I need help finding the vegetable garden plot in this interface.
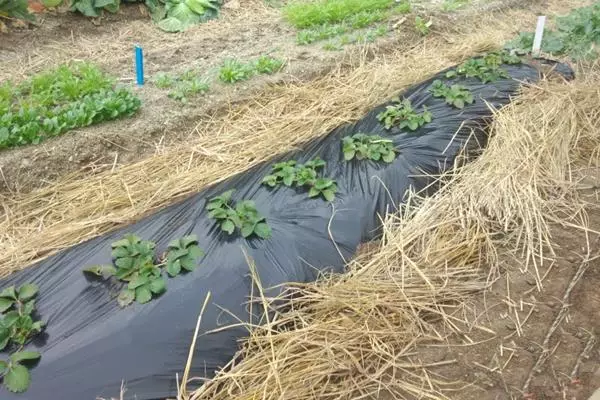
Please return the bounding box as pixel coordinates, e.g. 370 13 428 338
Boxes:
0 56 573 399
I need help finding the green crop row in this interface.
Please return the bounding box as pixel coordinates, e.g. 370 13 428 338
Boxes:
0 63 141 150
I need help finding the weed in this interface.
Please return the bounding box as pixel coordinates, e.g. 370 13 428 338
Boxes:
82 234 204 307
283 0 394 29
414 16 432 36
254 56 284 74
219 60 254 84
0 284 44 393
323 42 343 51
377 98 432 131
168 78 209 103
207 190 272 239
429 80 474 109
342 133 396 163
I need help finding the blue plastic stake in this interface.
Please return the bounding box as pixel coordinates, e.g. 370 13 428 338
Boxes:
135 45 144 86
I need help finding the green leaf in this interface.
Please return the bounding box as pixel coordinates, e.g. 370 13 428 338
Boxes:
31 321 44 333
149 278 166 295
111 237 133 248
3 311 20 327
221 220 235 235
179 255 197 272
188 245 204 260
180 234 198 249
10 351 41 363
308 186 320 198
22 300 35 316
282 174 295 186
117 289 135 308
0 360 7 374
254 223 272 239
157 16 186 32
322 189 336 202
135 286 152 304
0 297 14 313
4 364 30 393
343 149 355 161
167 259 182 277
241 223 254 238
453 98 465 109
128 275 150 290
0 286 17 300
0 329 10 350
17 284 38 302
185 0 205 14
115 257 134 270
111 247 130 259
445 70 457 78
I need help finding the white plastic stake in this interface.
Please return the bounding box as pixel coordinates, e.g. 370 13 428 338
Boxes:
532 16 546 57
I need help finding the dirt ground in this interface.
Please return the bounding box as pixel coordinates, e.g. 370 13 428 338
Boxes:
405 171 600 400
0 0 534 194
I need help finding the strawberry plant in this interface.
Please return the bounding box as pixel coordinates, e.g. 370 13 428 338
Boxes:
444 51 521 83
377 98 432 131
342 133 396 163
0 284 44 393
165 236 205 277
261 157 336 201
83 234 204 307
429 80 474 109
308 178 337 202
207 190 272 239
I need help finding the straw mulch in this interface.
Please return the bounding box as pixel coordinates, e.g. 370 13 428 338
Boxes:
184 68 600 400
0 4 576 277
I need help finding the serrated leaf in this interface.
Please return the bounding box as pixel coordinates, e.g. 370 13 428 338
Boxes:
180 255 197 272
241 223 254 238
0 330 10 351
149 278 166 295
115 257 134 270
111 238 131 248
4 364 30 393
0 286 17 300
188 245 204 260
31 321 44 333
454 98 465 109
180 235 198 248
17 284 38 302
166 259 182 277
322 190 336 202
308 186 320 198
117 289 135 308
221 220 235 235
0 297 14 313
343 150 355 161
135 286 152 304
3 311 20 327
10 351 41 363
22 300 35 316
254 223 272 239
128 275 150 290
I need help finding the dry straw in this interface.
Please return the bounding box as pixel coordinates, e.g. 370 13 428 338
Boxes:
0 4 569 277
184 67 600 400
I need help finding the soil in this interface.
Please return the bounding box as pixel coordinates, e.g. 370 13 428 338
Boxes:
405 172 600 400
0 0 534 194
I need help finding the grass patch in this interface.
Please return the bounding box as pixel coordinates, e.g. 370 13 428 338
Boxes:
322 24 389 50
0 63 140 150
505 1 600 60
296 2 408 45
283 0 395 29
219 56 284 84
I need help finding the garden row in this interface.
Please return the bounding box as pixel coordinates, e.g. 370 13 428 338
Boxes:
0 54 284 150
0 49 523 394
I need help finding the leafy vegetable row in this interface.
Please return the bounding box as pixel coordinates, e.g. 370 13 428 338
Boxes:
0 63 141 150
